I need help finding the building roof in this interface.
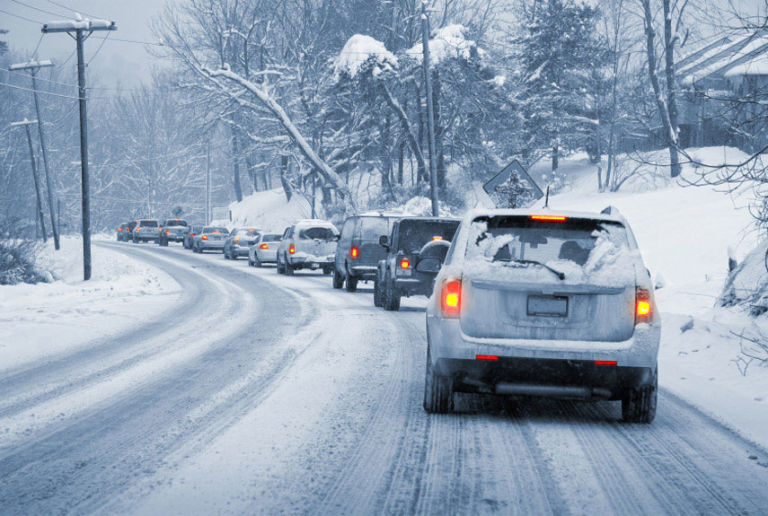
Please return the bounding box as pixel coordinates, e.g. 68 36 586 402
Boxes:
679 30 768 86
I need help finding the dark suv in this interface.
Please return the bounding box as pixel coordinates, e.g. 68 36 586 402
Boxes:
375 217 460 310
333 214 399 292
131 219 160 243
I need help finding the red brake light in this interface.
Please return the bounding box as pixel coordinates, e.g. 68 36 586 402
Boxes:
476 355 498 361
260 243 269 249
595 360 617 366
165 229 170 235
201 234 208 241
234 236 240 243
135 227 140 232
289 243 295 254
157 227 162 233
635 288 652 324
441 279 462 317
350 246 359 259
400 257 410 269
530 215 567 222
118 227 123 232
432 235 443 241
190 233 196 237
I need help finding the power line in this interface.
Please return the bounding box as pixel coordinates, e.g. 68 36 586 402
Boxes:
0 80 82 99
87 31 110 65
44 0 101 19
0 7 45 24
8 0 68 19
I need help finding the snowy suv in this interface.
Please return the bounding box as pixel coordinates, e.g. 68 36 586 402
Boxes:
277 220 339 275
423 208 660 423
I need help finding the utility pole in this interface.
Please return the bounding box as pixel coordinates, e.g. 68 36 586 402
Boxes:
421 1 440 217
205 141 211 224
42 18 117 281
10 59 60 250
11 119 47 242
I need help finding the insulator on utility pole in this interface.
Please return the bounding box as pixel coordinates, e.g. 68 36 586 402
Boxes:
10 59 60 250
42 18 117 281
421 1 440 217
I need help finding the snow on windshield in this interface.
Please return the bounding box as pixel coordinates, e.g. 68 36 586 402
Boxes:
463 217 638 286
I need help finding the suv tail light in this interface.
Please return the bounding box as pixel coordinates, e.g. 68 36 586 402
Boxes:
234 237 240 243
635 287 652 324
189 233 196 237
530 215 567 222
165 229 170 235
400 257 410 269
440 278 462 318
350 246 359 259
157 227 162 233
118 227 123 232
135 227 140 232
289 243 295 254
260 243 269 249
201 234 208 241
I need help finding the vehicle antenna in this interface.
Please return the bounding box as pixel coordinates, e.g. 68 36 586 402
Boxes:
544 185 550 208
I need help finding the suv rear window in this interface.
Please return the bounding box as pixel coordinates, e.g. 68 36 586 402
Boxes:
140 220 158 227
397 220 460 253
203 227 228 233
359 217 392 241
263 234 282 241
299 227 337 240
165 219 187 227
467 216 629 266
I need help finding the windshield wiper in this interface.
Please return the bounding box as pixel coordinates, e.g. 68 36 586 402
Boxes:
505 259 566 280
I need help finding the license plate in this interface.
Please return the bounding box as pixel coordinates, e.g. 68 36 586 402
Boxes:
527 295 568 317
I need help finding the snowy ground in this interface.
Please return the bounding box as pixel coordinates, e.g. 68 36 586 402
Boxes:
0 235 181 372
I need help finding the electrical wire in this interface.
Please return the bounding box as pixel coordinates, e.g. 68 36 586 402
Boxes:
8 0 69 19
87 30 109 65
44 0 101 19
0 7 45 24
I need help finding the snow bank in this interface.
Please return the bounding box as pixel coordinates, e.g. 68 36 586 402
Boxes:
0 237 180 372
228 188 311 233
720 240 768 315
335 34 398 78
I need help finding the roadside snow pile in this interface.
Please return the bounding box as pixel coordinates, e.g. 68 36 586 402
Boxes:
229 188 310 232
335 34 398 78
0 236 180 372
720 240 768 315
400 196 454 217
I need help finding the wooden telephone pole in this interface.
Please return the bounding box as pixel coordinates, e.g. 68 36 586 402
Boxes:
10 119 47 242
420 1 440 217
9 59 60 250
42 18 117 280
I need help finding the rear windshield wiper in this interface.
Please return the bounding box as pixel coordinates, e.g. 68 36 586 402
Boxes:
504 259 566 280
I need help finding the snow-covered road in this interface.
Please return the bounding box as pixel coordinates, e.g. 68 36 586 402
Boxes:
2 242 767 515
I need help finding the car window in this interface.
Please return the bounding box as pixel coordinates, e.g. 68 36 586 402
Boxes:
396 220 460 253
299 227 337 240
140 220 158 227
359 217 391 242
264 234 282 241
203 227 228 233
466 216 629 266
165 220 187 227
340 218 356 247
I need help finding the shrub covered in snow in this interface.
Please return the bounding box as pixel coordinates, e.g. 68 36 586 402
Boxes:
0 218 50 285
719 240 768 316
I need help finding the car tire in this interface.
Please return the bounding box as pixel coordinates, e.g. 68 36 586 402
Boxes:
285 260 294 276
322 266 332 275
373 277 383 307
622 371 657 423
383 276 400 311
161 239 168 247
332 269 344 289
254 255 263 268
345 275 358 292
423 344 453 413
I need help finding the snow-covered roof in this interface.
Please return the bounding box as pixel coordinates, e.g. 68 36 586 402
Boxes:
405 24 483 66
461 208 627 225
335 34 398 78
679 31 768 85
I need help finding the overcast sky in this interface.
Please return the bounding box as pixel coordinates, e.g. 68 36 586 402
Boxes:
2 0 169 91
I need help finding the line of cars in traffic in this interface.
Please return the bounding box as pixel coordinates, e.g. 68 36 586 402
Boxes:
116 207 661 423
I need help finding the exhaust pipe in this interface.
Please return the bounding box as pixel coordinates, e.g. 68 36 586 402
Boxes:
495 383 612 400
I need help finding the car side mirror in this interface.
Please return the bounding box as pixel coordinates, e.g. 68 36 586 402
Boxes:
415 257 442 274
334 234 340 241
379 235 389 248
654 273 666 290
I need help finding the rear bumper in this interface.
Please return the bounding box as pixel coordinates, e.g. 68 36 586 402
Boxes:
199 241 225 250
289 253 334 268
232 245 250 256
427 315 660 371
133 234 158 241
349 265 377 279
394 277 432 296
255 249 277 262
435 356 654 400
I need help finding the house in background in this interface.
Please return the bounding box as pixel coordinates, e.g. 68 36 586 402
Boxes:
676 29 768 152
